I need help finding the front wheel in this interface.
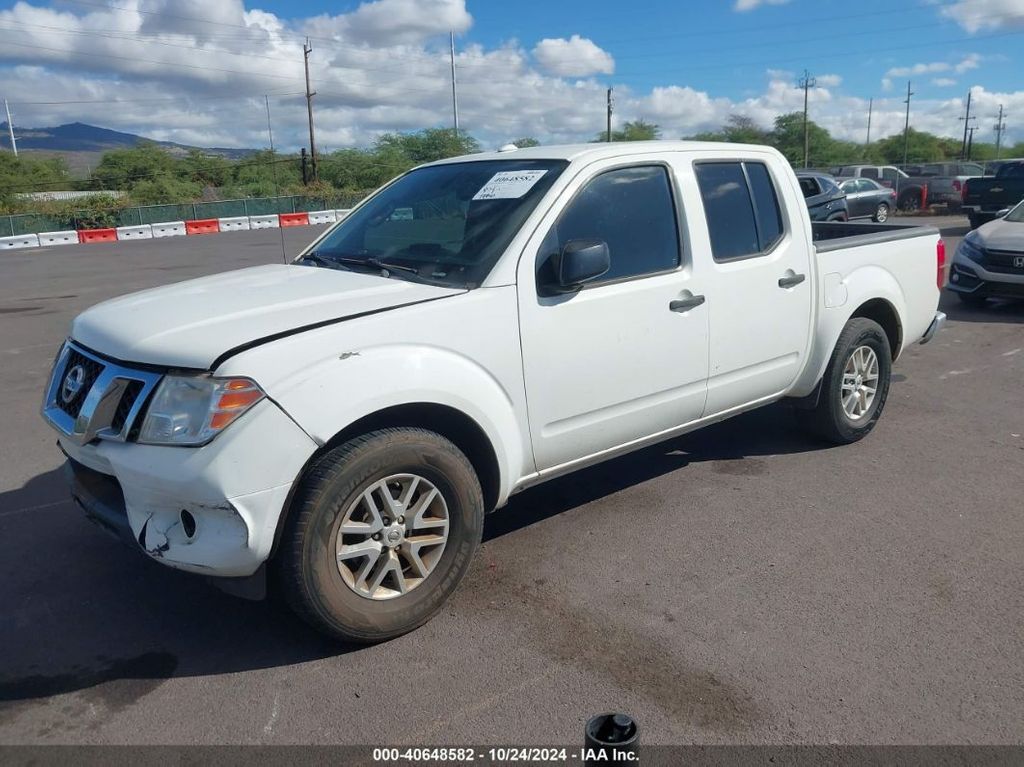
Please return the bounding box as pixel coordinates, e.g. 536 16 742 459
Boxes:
798 318 892 445
276 428 484 643
873 202 890 223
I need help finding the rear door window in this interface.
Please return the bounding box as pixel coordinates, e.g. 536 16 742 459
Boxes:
695 161 785 261
861 167 880 180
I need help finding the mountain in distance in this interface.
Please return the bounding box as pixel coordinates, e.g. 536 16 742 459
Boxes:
1 121 256 158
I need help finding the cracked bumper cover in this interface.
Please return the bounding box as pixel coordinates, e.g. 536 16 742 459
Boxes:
58 399 318 578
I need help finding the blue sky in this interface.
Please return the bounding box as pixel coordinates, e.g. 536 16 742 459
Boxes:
0 0 1021 150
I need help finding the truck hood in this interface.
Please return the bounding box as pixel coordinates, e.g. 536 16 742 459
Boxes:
71 264 465 369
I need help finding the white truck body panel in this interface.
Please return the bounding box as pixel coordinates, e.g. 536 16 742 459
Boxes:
44 141 944 579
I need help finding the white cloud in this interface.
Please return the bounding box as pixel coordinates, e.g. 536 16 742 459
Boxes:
734 0 792 11
532 35 614 77
881 77 894 92
932 78 958 87
885 61 951 78
0 0 1020 152
940 0 1024 33
955 53 981 73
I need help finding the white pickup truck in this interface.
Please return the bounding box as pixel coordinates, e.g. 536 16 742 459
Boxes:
42 142 946 642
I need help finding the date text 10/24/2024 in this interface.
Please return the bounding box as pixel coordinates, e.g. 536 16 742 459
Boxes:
373 747 638 762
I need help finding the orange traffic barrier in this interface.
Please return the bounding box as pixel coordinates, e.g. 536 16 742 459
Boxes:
78 228 117 244
186 218 220 235
279 212 310 228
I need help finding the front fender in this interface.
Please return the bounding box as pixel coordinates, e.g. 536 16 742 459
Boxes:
792 264 907 397
264 343 527 506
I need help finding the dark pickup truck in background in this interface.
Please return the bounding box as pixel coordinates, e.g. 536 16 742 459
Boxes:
962 161 1024 229
901 161 986 213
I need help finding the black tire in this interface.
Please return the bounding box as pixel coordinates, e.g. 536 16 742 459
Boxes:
898 191 921 213
957 291 988 307
827 212 848 222
276 428 484 643
798 318 892 445
968 214 982 230
873 202 890 223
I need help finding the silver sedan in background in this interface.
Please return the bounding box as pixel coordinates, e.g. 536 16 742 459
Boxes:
948 200 1024 306
837 177 898 222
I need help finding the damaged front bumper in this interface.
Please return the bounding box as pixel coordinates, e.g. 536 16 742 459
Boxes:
56 399 318 580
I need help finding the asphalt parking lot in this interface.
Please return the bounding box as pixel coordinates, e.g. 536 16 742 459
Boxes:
0 219 1022 746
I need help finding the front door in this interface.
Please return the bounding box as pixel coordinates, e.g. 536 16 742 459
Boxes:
517 160 710 471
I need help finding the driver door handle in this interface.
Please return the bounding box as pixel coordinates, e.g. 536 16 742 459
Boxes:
778 273 806 289
669 294 706 312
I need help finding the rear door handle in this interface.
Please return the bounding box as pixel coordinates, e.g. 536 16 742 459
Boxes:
778 273 806 289
669 294 706 312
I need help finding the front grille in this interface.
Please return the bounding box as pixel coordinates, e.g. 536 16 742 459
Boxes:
43 342 163 445
112 380 145 432
56 349 105 418
984 250 1024 275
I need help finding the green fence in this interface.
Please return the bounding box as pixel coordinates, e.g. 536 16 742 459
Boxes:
2 193 368 237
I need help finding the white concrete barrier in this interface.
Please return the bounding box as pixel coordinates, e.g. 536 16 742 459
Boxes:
151 221 187 238
0 234 40 250
249 214 280 230
38 230 79 247
116 224 153 241
219 216 251 232
308 210 337 225
334 209 352 220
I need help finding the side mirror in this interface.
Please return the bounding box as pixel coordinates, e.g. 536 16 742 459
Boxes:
549 239 611 292
997 208 1011 218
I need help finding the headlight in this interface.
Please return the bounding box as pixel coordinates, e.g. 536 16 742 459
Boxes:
138 376 264 446
958 236 985 263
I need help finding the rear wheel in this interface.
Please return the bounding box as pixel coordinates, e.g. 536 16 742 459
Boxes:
873 202 890 223
277 428 484 643
798 318 892 445
898 191 921 213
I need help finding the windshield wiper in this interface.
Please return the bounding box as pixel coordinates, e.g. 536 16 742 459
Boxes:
333 256 420 276
299 251 347 270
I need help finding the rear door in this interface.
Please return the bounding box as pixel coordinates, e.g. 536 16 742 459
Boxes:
691 159 814 414
840 179 867 218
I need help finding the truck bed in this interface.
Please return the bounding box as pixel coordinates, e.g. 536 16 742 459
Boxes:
812 221 939 252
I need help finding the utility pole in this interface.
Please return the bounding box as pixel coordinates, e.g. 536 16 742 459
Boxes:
865 97 873 152
902 81 913 166
994 104 1006 160
450 30 460 135
3 99 17 157
967 126 977 160
798 70 817 168
303 39 318 182
958 89 974 161
606 88 614 142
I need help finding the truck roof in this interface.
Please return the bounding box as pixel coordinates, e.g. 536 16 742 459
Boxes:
425 140 783 166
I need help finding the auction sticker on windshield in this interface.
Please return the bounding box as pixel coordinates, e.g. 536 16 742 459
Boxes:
473 170 548 200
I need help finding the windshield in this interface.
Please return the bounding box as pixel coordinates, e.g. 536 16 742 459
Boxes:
303 159 568 288
1004 200 1024 223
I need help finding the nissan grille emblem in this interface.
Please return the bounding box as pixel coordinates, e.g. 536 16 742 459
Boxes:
1014 256 1024 269
61 364 86 404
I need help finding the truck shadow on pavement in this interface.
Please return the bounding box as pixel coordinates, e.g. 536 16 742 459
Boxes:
0 405 824 709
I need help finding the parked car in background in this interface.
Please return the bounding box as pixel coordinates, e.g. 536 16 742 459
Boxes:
797 171 849 221
983 158 1024 176
831 165 925 212
900 161 985 212
949 200 1024 304
962 161 1024 229
837 177 896 222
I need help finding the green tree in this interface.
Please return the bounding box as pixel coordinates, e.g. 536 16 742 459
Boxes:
89 142 177 191
598 119 661 142
374 128 480 166
0 153 70 207
511 137 540 148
